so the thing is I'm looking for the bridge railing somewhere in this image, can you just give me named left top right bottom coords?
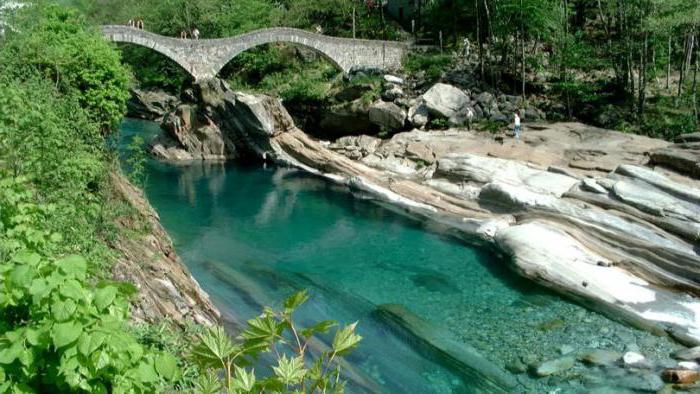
left=101, top=25, right=408, bottom=50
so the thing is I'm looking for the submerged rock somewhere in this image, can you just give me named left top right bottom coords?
left=374, top=304, right=517, bottom=392
left=534, top=356, right=575, bottom=376
left=672, top=346, right=700, bottom=361
left=579, top=349, right=622, bottom=366
left=622, top=352, right=648, bottom=368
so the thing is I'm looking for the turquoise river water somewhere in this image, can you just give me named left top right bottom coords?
left=121, top=119, right=681, bottom=393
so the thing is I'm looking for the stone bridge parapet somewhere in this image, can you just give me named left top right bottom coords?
left=102, top=25, right=407, bottom=81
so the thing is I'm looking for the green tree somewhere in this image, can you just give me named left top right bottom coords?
left=0, top=4, right=130, bottom=132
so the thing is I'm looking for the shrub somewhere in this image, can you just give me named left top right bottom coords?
left=0, top=178, right=180, bottom=393
left=190, top=290, right=361, bottom=393
left=403, top=52, right=452, bottom=83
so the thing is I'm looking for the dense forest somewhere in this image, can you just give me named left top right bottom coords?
left=68, top=0, right=699, bottom=138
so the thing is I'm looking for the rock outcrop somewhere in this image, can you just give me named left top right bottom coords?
left=651, top=136, right=700, bottom=178
left=110, top=172, right=220, bottom=326
left=150, top=78, right=700, bottom=349
left=368, top=100, right=406, bottom=131
left=127, top=88, right=179, bottom=121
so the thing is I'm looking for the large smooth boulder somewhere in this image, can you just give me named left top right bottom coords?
left=421, top=83, right=469, bottom=119
left=369, top=100, right=406, bottom=131
left=437, top=153, right=579, bottom=197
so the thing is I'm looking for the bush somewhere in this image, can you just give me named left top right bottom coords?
left=0, top=178, right=180, bottom=393
left=403, top=52, right=452, bottom=83
left=189, top=290, right=361, bottom=393
left=0, top=5, right=130, bottom=132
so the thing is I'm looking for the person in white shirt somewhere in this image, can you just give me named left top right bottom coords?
left=514, top=110, right=521, bottom=139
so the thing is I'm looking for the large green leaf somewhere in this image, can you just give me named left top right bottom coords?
left=93, top=286, right=117, bottom=311
left=191, top=326, right=239, bottom=368
left=332, top=322, right=362, bottom=356
left=232, top=365, right=256, bottom=392
left=301, top=320, right=337, bottom=338
left=0, top=341, right=23, bottom=364
left=283, top=290, right=310, bottom=312
left=134, top=361, right=158, bottom=383
left=77, top=331, right=106, bottom=356
left=242, top=314, right=284, bottom=346
left=154, top=353, right=179, bottom=381
left=9, top=265, right=32, bottom=287
left=272, top=354, right=307, bottom=386
left=51, top=321, right=83, bottom=348
left=57, top=255, right=87, bottom=279
left=52, top=299, right=77, bottom=322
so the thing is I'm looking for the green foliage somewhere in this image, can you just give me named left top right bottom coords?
left=0, top=178, right=180, bottom=393
left=190, top=290, right=361, bottom=393
left=226, top=46, right=340, bottom=107
left=429, top=117, right=450, bottom=130
left=123, top=135, right=148, bottom=188
left=403, top=52, right=452, bottom=83
left=0, top=5, right=130, bottom=132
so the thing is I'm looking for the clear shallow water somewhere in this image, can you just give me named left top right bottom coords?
left=121, top=119, right=680, bottom=393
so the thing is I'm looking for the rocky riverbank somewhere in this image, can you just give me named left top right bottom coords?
left=110, top=171, right=220, bottom=326
left=143, top=77, right=700, bottom=389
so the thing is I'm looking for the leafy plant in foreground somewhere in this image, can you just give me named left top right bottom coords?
left=190, top=290, right=362, bottom=393
left=0, top=177, right=180, bottom=393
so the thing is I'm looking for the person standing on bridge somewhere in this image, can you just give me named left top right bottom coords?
left=192, top=28, right=200, bottom=40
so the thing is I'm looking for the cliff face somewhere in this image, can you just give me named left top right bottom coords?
left=110, top=172, right=220, bottom=326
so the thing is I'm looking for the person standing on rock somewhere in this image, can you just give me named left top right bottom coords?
left=514, top=110, right=522, bottom=139
left=465, top=107, right=474, bottom=130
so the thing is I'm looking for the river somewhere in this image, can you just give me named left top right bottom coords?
left=121, top=118, right=680, bottom=393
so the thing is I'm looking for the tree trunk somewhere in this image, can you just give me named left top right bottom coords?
left=563, top=0, right=572, bottom=118
left=452, top=0, right=458, bottom=46
left=476, top=0, right=484, bottom=78
left=680, top=34, right=689, bottom=97
left=520, top=0, right=526, bottom=98
left=667, top=36, right=672, bottom=90
left=483, top=0, right=495, bottom=86
left=637, top=32, right=648, bottom=118
left=352, top=5, right=356, bottom=39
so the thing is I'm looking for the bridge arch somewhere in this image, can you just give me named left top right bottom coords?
left=102, top=26, right=407, bottom=81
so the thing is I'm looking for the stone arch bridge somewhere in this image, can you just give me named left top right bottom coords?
left=102, top=26, right=407, bottom=81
